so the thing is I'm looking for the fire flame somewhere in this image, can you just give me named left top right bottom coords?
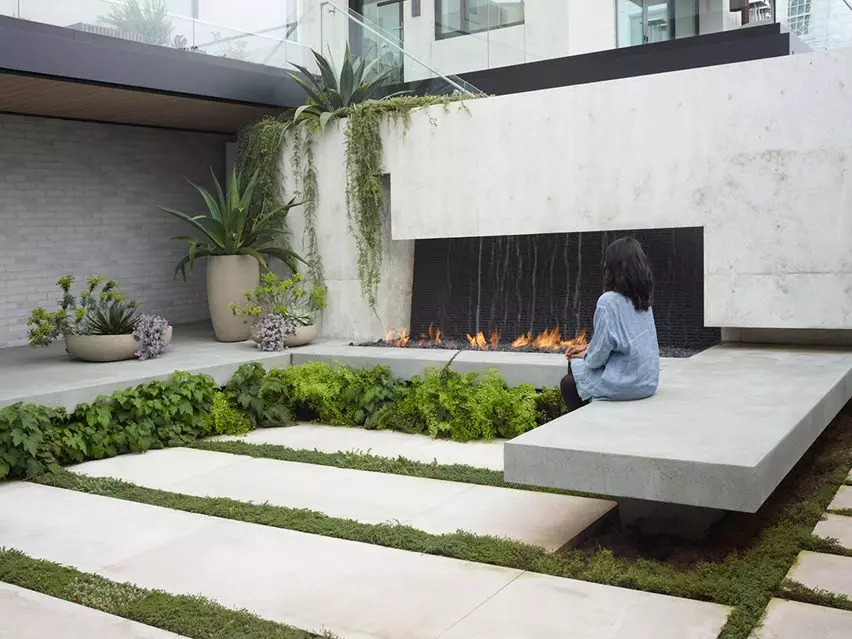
left=383, top=325, right=587, bottom=352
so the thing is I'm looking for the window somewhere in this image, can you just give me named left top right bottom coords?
left=787, top=0, right=812, bottom=36
left=435, top=0, right=524, bottom=39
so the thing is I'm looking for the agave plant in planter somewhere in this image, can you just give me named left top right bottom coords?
left=159, top=169, right=305, bottom=342
left=230, top=273, right=326, bottom=351
left=26, top=276, right=172, bottom=362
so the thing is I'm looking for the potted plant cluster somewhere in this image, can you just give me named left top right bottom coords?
left=158, top=169, right=304, bottom=343
left=27, top=275, right=171, bottom=363
left=230, top=273, right=326, bottom=351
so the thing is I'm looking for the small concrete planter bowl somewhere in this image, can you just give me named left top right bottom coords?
left=65, top=334, right=139, bottom=363
left=252, top=323, right=317, bottom=348
left=284, top=324, right=317, bottom=347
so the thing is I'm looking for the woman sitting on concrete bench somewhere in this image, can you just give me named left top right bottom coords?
left=561, top=237, right=660, bottom=412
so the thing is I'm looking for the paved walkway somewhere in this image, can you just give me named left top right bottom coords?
left=71, top=448, right=614, bottom=551
left=216, top=424, right=505, bottom=470
left=0, top=582, right=187, bottom=639
left=755, top=482, right=852, bottom=637
left=0, top=482, right=729, bottom=639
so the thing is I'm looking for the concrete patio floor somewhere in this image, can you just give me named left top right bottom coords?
left=0, top=322, right=297, bottom=410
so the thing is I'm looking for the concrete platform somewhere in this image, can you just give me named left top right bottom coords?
left=749, top=599, right=852, bottom=639
left=505, top=344, right=852, bottom=513
left=70, top=448, right=614, bottom=550
left=812, top=514, right=852, bottom=550
left=0, top=582, right=187, bottom=639
left=0, top=482, right=731, bottom=639
left=216, top=424, right=506, bottom=470
left=786, top=551, right=852, bottom=598
left=0, top=322, right=293, bottom=411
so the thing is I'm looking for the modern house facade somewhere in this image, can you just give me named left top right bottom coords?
left=1, top=0, right=851, bottom=348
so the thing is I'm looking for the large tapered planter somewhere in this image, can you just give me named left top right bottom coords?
left=65, top=334, right=138, bottom=362
left=207, top=255, right=259, bottom=342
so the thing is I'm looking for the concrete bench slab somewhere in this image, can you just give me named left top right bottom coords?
left=505, top=345, right=852, bottom=512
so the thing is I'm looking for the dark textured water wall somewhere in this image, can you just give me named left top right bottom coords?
left=409, top=227, right=720, bottom=350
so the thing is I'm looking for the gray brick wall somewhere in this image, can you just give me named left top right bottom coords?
left=0, top=114, right=229, bottom=347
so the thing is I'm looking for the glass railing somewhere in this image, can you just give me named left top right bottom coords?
left=1, top=0, right=477, bottom=96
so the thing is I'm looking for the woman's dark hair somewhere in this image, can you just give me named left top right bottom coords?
left=603, top=237, right=653, bottom=311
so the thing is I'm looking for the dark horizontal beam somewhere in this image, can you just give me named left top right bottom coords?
left=0, top=15, right=305, bottom=108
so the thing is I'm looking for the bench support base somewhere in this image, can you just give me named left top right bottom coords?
left=618, top=499, right=727, bottom=540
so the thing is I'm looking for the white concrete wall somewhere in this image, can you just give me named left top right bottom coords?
left=280, top=123, right=414, bottom=342
left=0, top=114, right=227, bottom=347
left=375, top=49, right=852, bottom=330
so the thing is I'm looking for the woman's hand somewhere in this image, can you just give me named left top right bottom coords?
left=565, top=344, right=587, bottom=359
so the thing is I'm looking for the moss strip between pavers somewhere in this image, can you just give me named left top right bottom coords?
left=35, top=404, right=852, bottom=639
left=0, top=548, right=333, bottom=639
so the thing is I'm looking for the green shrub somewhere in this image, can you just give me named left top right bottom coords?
left=0, top=403, right=66, bottom=479
left=0, top=371, right=217, bottom=480
left=225, top=362, right=293, bottom=428
left=374, top=365, right=540, bottom=442
left=206, top=392, right=254, bottom=436
left=534, top=386, right=568, bottom=425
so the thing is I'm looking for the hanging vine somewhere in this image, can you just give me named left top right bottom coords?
left=238, top=93, right=473, bottom=313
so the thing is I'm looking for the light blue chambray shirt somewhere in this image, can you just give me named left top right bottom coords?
left=570, top=290, right=660, bottom=401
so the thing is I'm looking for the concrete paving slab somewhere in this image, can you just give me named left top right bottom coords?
left=506, top=345, right=852, bottom=512
left=439, top=571, right=729, bottom=639
left=0, top=483, right=730, bottom=639
left=813, top=514, right=852, bottom=550
left=749, top=598, right=852, bottom=639
left=71, top=448, right=614, bottom=550
left=828, top=486, right=852, bottom=512
left=0, top=582, right=187, bottom=639
left=786, top=551, right=852, bottom=598
left=408, top=484, right=615, bottom=551
left=71, top=447, right=253, bottom=488
left=216, top=423, right=505, bottom=470
left=0, top=322, right=295, bottom=411
left=0, top=483, right=215, bottom=573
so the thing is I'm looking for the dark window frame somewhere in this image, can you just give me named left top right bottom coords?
left=434, top=0, right=525, bottom=40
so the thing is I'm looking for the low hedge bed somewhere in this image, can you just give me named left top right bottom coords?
left=0, top=360, right=566, bottom=481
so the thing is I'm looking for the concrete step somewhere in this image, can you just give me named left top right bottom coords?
left=812, top=514, right=852, bottom=551
left=0, top=483, right=730, bottom=639
left=71, top=448, right=613, bottom=551
left=828, top=485, right=852, bottom=512
left=786, top=551, right=852, bottom=598
left=215, top=423, right=505, bottom=470
left=0, top=581, right=187, bottom=639
left=749, top=599, right=852, bottom=638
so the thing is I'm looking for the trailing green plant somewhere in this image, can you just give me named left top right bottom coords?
left=101, top=0, right=174, bottom=46
left=0, top=372, right=218, bottom=481
left=158, top=168, right=305, bottom=279
left=206, top=391, right=254, bottom=436
left=26, top=275, right=140, bottom=347
left=237, top=41, right=476, bottom=313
